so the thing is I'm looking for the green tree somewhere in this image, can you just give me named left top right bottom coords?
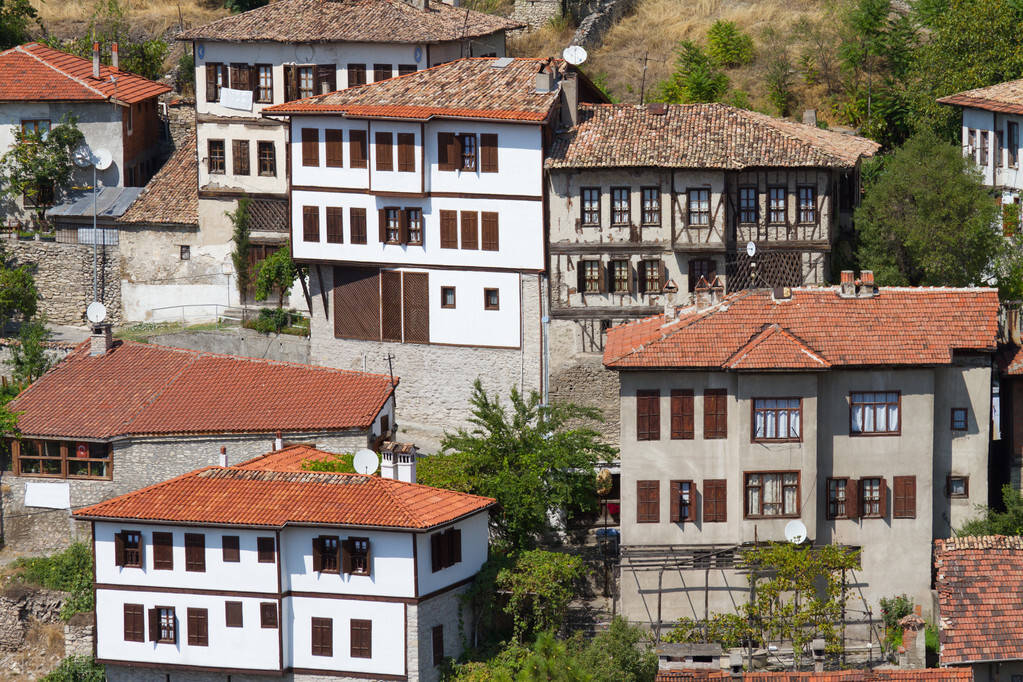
left=706, top=20, right=754, bottom=68
left=571, top=617, right=658, bottom=682
left=418, top=380, right=616, bottom=552
left=496, top=550, right=587, bottom=641
left=657, top=41, right=729, bottom=104
left=516, top=632, right=591, bottom=682
left=254, top=246, right=298, bottom=308
left=8, top=315, right=51, bottom=383
left=0, top=0, right=40, bottom=50
left=958, top=485, right=1023, bottom=536
left=855, top=129, right=1002, bottom=287
left=225, top=0, right=269, bottom=12
left=765, top=55, right=795, bottom=116
left=0, top=114, right=84, bottom=224
left=0, top=246, right=38, bottom=330
left=229, top=197, right=252, bottom=302
left=41, top=655, right=105, bottom=682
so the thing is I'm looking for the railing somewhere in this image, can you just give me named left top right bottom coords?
left=147, top=303, right=232, bottom=323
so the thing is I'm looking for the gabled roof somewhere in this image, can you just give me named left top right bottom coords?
left=264, top=57, right=569, bottom=122
left=118, top=132, right=198, bottom=227
left=603, top=287, right=1000, bottom=371
left=235, top=443, right=334, bottom=471
left=8, top=340, right=397, bottom=439
left=547, top=103, right=879, bottom=170
left=73, top=465, right=495, bottom=530
left=0, top=43, right=171, bottom=105
left=177, top=0, right=522, bottom=44
left=938, top=79, right=1023, bottom=115
left=935, top=535, right=1023, bottom=665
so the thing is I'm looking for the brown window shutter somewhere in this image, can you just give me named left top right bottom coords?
left=341, top=539, right=353, bottom=574
left=333, top=266, right=380, bottom=341
left=148, top=608, right=159, bottom=642
left=432, top=625, right=445, bottom=666
left=232, top=140, right=249, bottom=175
left=670, top=389, right=694, bottom=439
left=350, top=208, right=367, bottom=244
left=704, top=389, right=727, bottom=439
left=460, top=211, right=478, bottom=250
left=430, top=533, right=442, bottom=572
left=184, top=533, right=205, bottom=572
left=481, top=212, right=499, bottom=251
left=440, top=210, right=457, bottom=248
left=316, top=64, right=336, bottom=94
left=447, top=134, right=460, bottom=170
left=312, top=537, right=323, bottom=572
left=576, top=260, right=586, bottom=293
left=637, top=260, right=647, bottom=293
left=879, top=477, right=889, bottom=517
left=658, top=260, right=667, bottom=292
left=303, top=205, right=320, bottom=242
left=284, top=65, right=298, bottom=101
left=636, top=389, right=660, bottom=440
left=480, top=133, right=499, bottom=172
left=438, top=132, right=453, bottom=170
left=703, top=479, right=726, bottom=522
left=397, top=133, right=415, bottom=172
left=205, top=63, right=218, bottom=102
left=846, top=478, right=859, bottom=519
left=301, top=128, right=319, bottom=167
left=378, top=209, right=387, bottom=243
left=349, top=130, right=368, bottom=168
left=225, top=602, right=243, bottom=628
left=326, top=206, right=343, bottom=243
left=381, top=270, right=402, bottom=342
left=893, top=475, right=916, bottom=519
left=402, top=271, right=430, bottom=344
left=375, top=131, right=393, bottom=171
left=597, top=261, right=608, bottom=293
left=399, top=209, right=410, bottom=244
left=637, top=480, right=660, bottom=523
left=451, top=528, right=462, bottom=563
left=230, top=63, right=249, bottom=90
left=114, top=531, right=125, bottom=566
left=669, top=480, right=681, bottom=522
left=351, top=619, right=372, bottom=658
left=153, top=532, right=173, bottom=570
left=325, top=129, right=343, bottom=167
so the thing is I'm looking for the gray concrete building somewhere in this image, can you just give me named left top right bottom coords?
left=602, top=277, right=1000, bottom=625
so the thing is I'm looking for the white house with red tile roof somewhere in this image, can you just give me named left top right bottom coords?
left=74, top=444, right=495, bottom=682
left=602, top=278, right=1000, bottom=627
left=0, top=42, right=171, bottom=221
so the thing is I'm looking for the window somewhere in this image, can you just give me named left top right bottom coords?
left=484, top=288, right=500, bottom=310
left=229, top=62, right=251, bottom=91
left=752, top=398, right=801, bottom=442
left=150, top=607, right=176, bottom=643
left=257, top=141, right=276, bottom=176
left=951, top=407, right=968, bottom=431
left=185, top=533, right=205, bottom=572
left=303, top=205, right=320, bottom=242
left=641, top=187, right=661, bottom=225
left=481, top=212, right=499, bottom=251
left=208, top=139, right=225, bottom=174
left=126, top=104, right=133, bottom=135
left=636, top=389, right=660, bottom=440
left=459, top=133, right=477, bottom=171
left=222, top=536, right=240, bottom=562
left=260, top=602, right=278, bottom=628
left=20, top=119, right=50, bottom=136
left=688, top=258, right=715, bottom=293
left=115, top=530, right=142, bottom=568
left=225, top=601, right=243, bottom=628
left=205, top=62, right=225, bottom=102
left=440, top=210, right=457, bottom=248
left=433, top=625, right=445, bottom=666
left=373, top=63, right=392, bottom=82
left=636, top=480, right=659, bottom=523
left=860, top=477, right=884, bottom=518
left=347, top=63, right=366, bottom=87
left=382, top=207, right=401, bottom=243
left=460, top=211, right=478, bottom=250
left=351, top=619, right=372, bottom=658
left=256, top=64, right=273, bottom=103
left=797, top=186, right=816, bottom=223
left=687, top=188, right=710, bottom=226
left=153, top=532, right=173, bottom=570
left=704, top=389, right=727, bottom=439
left=350, top=208, right=367, bottom=244
left=187, top=608, right=208, bottom=646
left=124, top=604, right=145, bottom=642
left=315, top=64, right=336, bottom=94
left=325, top=129, right=343, bottom=168
left=980, top=130, right=989, bottom=165
left=947, top=475, right=969, bottom=498
left=670, top=389, right=694, bottom=440
left=703, top=479, right=727, bottom=522
left=232, top=140, right=250, bottom=175
left=398, top=64, right=417, bottom=76
left=438, top=132, right=458, bottom=171
left=480, top=133, right=498, bottom=172
left=580, top=260, right=602, bottom=293
left=313, top=535, right=340, bottom=573
left=311, top=617, right=333, bottom=656
left=349, top=130, right=367, bottom=168
left=1010, top=121, right=1019, bottom=168
left=827, top=478, right=853, bottom=519
left=609, top=259, right=631, bottom=293
left=297, top=66, right=314, bottom=98
left=745, top=472, right=800, bottom=518
left=670, top=480, right=695, bottom=522
left=611, top=187, right=630, bottom=225
left=180, top=245, right=190, bottom=261
left=850, top=392, right=900, bottom=435
left=638, top=260, right=662, bottom=294
left=406, top=207, right=423, bottom=245
left=375, top=131, right=393, bottom=171
left=302, top=128, right=319, bottom=167
left=893, top=475, right=916, bottom=519
left=430, top=527, right=462, bottom=571
left=257, top=536, right=275, bottom=563
left=738, top=186, right=757, bottom=224
left=768, top=187, right=786, bottom=224
left=441, top=286, right=456, bottom=308
left=581, top=187, right=600, bottom=226
left=397, top=133, right=415, bottom=172
left=344, top=537, right=370, bottom=575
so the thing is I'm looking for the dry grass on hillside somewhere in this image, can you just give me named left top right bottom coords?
left=508, top=17, right=577, bottom=59
left=31, top=0, right=229, bottom=39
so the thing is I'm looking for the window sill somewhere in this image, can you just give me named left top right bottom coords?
left=860, top=514, right=884, bottom=520
left=407, top=241, right=423, bottom=247
left=348, top=570, right=370, bottom=577
left=744, top=514, right=800, bottom=520
left=258, top=172, right=277, bottom=177
left=850, top=431, right=901, bottom=437
left=752, top=438, right=803, bottom=444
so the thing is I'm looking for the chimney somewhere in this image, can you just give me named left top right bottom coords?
left=559, top=71, right=579, bottom=128
left=898, top=614, right=926, bottom=669
left=273, top=431, right=283, bottom=451
left=694, top=275, right=725, bottom=311
left=858, top=270, right=876, bottom=298
left=89, top=323, right=113, bottom=356
left=811, top=638, right=826, bottom=673
left=727, top=651, right=743, bottom=679
left=662, top=279, right=679, bottom=322
left=408, top=0, right=427, bottom=9
left=92, top=42, right=100, bottom=79
left=839, top=270, right=856, bottom=297
left=379, top=442, right=418, bottom=483
left=218, top=446, right=227, bottom=467
left=802, top=109, right=817, bottom=127
left=535, top=64, right=556, bottom=93
left=111, top=42, right=118, bottom=71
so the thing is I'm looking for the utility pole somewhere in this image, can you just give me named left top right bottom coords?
left=639, top=52, right=649, bottom=104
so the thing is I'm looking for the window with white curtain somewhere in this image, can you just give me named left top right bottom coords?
left=850, top=392, right=900, bottom=434
left=745, top=472, right=799, bottom=518
left=753, top=398, right=801, bottom=441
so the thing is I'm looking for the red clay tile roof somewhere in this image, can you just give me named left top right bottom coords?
left=938, top=80, right=1023, bottom=115
left=1003, top=345, right=1023, bottom=375
left=8, top=340, right=396, bottom=439
left=235, top=444, right=338, bottom=471
left=177, top=0, right=522, bottom=43
left=655, top=671, right=971, bottom=681
left=604, top=287, right=1000, bottom=370
left=118, top=132, right=198, bottom=227
left=73, top=465, right=495, bottom=530
left=0, top=43, right=170, bottom=104
left=547, top=103, right=879, bottom=170
left=264, top=58, right=568, bottom=122
left=935, top=535, right=1023, bottom=665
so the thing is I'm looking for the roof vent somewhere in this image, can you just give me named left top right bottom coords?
left=647, top=102, right=667, bottom=115
left=490, top=57, right=514, bottom=69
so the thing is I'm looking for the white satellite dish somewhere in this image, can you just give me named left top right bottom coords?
left=746, top=241, right=757, bottom=258
left=784, top=519, right=808, bottom=544
left=72, top=144, right=93, bottom=169
left=86, top=301, right=107, bottom=324
left=92, top=148, right=112, bottom=171
left=353, top=448, right=379, bottom=475
left=562, top=45, right=588, bottom=66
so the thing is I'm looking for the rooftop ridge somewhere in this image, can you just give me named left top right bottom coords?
left=17, top=43, right=110, bottom=100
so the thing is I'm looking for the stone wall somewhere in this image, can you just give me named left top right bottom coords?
left=512, top=0, right=636, bottom=49
left=548, top=318, right=621, bottom=441
left=3, top=238, right=121, bottom=326
left=153, top=328, right=311, bottom=365
left=0, top=585, right=64, bottom=652
left=411, top=584, right=472, bottom=682
left=0, top=339, right=75, bottom=383
left=570, top=0, right=637, bottom=48
left=511, top=0, right=562, bottom=29
left=63, top=613, right=94, bottom=659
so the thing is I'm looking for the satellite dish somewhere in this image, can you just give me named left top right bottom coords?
left=353, top=448, right=379, bottom=475
left=562, top=45, right=588, bottom=66
left=73, top=144, right=93, bottom=168
left=92, top=148, right=112, bottom=171
left=746, top=241, right=757, bottom=258
left=784, top=519, right=808, bottom=544
left=86, top=301, right=107, bottom=324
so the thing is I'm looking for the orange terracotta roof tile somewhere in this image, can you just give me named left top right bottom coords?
left=73, top=465, right=495, bottom=530
left=9, top=340, right=396, bottom=439
left=604, top=287, right=999, bottom=371
left=235, top=444, right=338, bottom=471
left=117, top=132, right=198, bottom=226
left=1004, top=345, right=1023, bottom=375
left=935, top=536, right=1023, bottom=665
left=938, top=79, right=1023, bottom=115
left=655, top=671, right=971, bottom=681
left=0, top=43, right=170, bottom=104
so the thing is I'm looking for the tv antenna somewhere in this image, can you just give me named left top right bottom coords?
left=72, top=143, right=112, bottom=303
left=353, top=449, right=379, bottom=476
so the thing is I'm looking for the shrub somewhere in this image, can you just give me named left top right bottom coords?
left=663, top=613, right=755, bottom=649
left=177, top=51, right=195, bottom=93
left=571, top=617, right=658, bottom=682
left=880, top=594, right=914, bottom=657
left=658, top=41, right=729, bottom=104
left=765, top=55, right=795, bottom=115
left=11, top=543, right=94, bottom=620
left=706, top=20, right=754, bottom=67
left=301, top=452, right=356, bottom=473
left=42, top=655, right=105, bottom=682
left=251, top=307, right=291, bottom=334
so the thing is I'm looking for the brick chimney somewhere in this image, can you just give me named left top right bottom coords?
left=92, top=42, right=100, bottom=79
left=695, top=275, right=724, bottom=311
left=89, top=323, right=113, bottom=356
left=380, top=442, right=418, bottom=483
left=839, top=270, right=856, bottom=297
left=559, top=71, right=579, bottom=128
left=858, top=270, right=877, bottom=298
left=218, top=446, right=227, bottom=467
left=662, top=279, right=679, bottom=322
left=111, top=42, right=118, bottom=71
left=898, top=614, right=926, bottom=669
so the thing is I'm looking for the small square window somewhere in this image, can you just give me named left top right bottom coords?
left=441, top=286, right=456, bottom=309
left=948, top=476, right=969, bottom=498
left=951, top=407, right=968, bottom=431
left=180, top=245, right=190, bottom=261
left=484, top=288, right=499, bottom=311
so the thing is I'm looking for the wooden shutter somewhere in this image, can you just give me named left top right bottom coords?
left=893, top=475, right=916, bottom=519
left=123, top=604, right=143, bottom=642
left=205, top=63, right=218, bottom=102
left=460, top=211, right=478, bottom=250
left=184, top=533, right=205, bottom=572
left=225, top=601, right=243, bottom=628
left=403, top=272, right=430, bottom=344
left=316, top=64, right=336, bottom=94
left=637, top=260, right=648, bottom=293
left=703, top=479, right=727, bottom=522
left=351, top=619, right=372, bottom=658
left=341, top=538, right=353, bottom=574
left=283, top=65, right=298, bottom=101
left=432, top=625, right=444, bottom=666
left=879, top=477, right=889, bottom=517
left=846, top=478, right=860, bottom=519
left=375, top=131, right=393, bottom=171
left=636, top=480, right=660, bottom=523
left=303, top=205, right=320, bottom=242
left=347, top=63, right=366, bottom=87
left=257, top=536, right=275, bottom=563
left=349, top=130, right=368, bottom=168
left=670, top=389, right=694, bottom=440
left=260, top=603, right=277, bottom=628
left=480, top=133, right=498, bottom=172
left=230, top=63, right=250, bottom=90
left=597, top=261, right=608, bottom=293
left=222, top=536, right=239, bottom=562
left=312, top=537, right=324, bottom=572
left=636, top=389, right=660, bottom=440
left=451, top=528, right=462, bottom=563
left=232, top=140, right=249, bottom=175
left=334, top=266, right=380, bottom=341
left=378, top=209, right=388, bottom=243
left=148, top=608, right=159, bottom=642
left=440, top=210, right=458, bottom=248
left=312, top=617, right=333, bottom=656
left=114, top=531, right=125, bottom=567
left=431, top=533, right=442, bottom=572
left=325, top=129, right=343, bottom=167
left=576, top=261, right=586, bottom=293
left=301, top=128, right=319, bottom=167
left=669, top=480, right=681, bottom=522
left=704, top=389, right=727, bottom=439
left=399, top=209, right=410, bottom=244
left=658, top=260, right=667, bottom=292
left=326, top=206, right=343, bottom=243
left=381, top=270, right=402, bottom=342
left=187, top=608, right=208, bottom=646
left=350, top=207, right=367, bottom=244
left=481, top=212, right=499, bottom=251
left=438, top=132, right=456, bottom=171
left=153, top=532, right=173, bottom=570
left=397, top=133, right=415, bottom=172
